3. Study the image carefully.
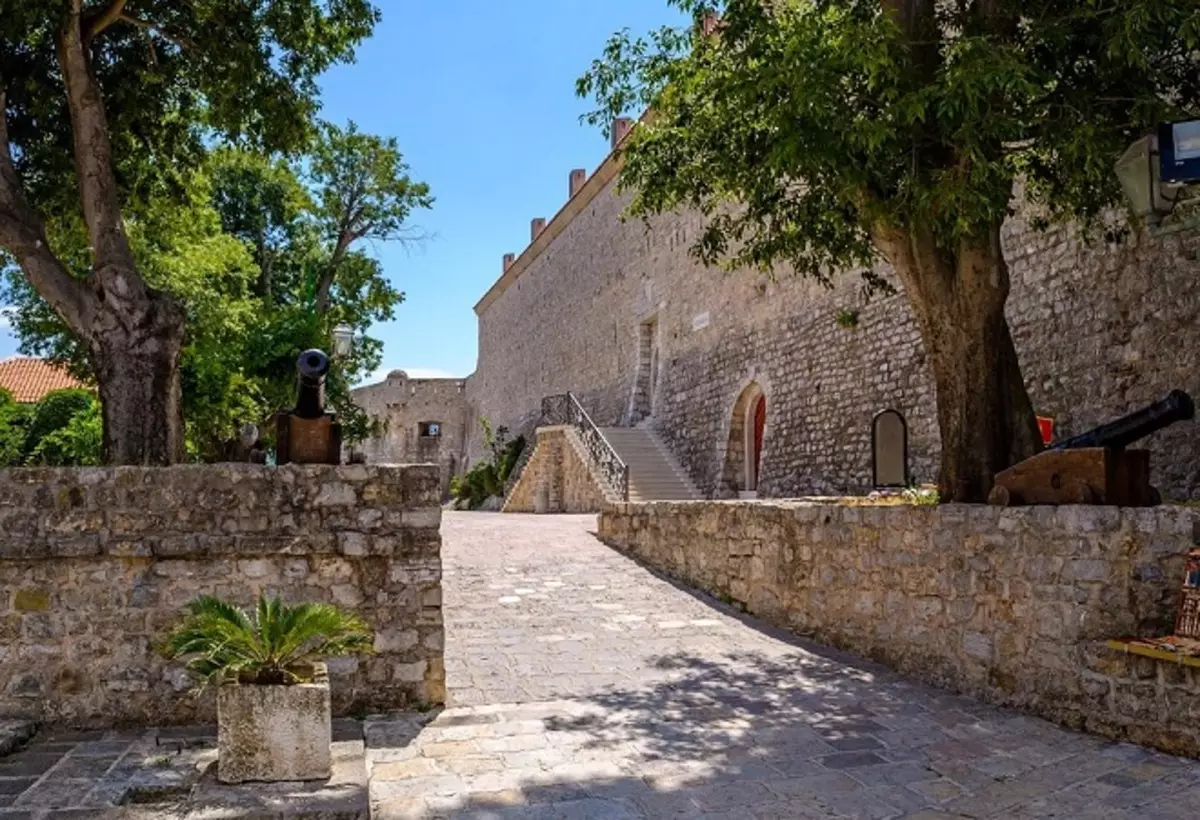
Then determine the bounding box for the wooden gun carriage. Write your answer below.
[988,390,1194,507]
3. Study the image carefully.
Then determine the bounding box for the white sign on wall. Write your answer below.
[692,311,711,331]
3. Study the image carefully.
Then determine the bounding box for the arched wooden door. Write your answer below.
[750,394,766,490]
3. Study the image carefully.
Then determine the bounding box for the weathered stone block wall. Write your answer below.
[598,501,1200,756]
[503,426,610,514]
[0,464,445,729]
[469,155,1200,499]
[351,371,469,499]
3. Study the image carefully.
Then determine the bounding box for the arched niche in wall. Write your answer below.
[872,409,908,488]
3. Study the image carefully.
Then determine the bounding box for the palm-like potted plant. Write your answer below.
[162,594,374,784]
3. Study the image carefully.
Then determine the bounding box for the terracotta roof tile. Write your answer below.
[0,357,86,404]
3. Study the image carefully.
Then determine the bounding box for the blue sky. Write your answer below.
[0,1,685,385]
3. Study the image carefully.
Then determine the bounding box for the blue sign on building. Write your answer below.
[1159,119,1200,184]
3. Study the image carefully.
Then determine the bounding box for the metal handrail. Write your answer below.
[540,393,630,501]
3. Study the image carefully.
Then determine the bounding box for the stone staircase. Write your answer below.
[598,427,701,501]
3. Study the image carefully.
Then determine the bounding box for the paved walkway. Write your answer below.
[369,512,1200,819]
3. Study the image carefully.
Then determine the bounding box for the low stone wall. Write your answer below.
[0,464,445,729]
[598,501,1200,756]
[504,426,610,513]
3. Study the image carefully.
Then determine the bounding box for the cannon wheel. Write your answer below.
[988,485,1014,506]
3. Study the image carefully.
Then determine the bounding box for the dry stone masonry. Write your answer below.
[0,463,445,729]
[599,500,1200,757]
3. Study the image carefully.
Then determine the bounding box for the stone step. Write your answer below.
[598,426,701,501]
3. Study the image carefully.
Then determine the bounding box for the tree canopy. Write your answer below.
[579,0,1200,500]
[0,1,382,464]
[2,123,426,459]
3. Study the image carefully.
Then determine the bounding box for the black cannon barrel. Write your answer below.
[1051,390,1195,451]
[294,348,330,419]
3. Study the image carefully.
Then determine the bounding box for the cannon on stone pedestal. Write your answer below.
[988,390,1194,507]
[275,349,342,466]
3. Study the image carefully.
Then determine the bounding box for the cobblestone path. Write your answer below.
[369,512,1200,819]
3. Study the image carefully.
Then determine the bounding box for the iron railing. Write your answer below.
[540,393,629,501]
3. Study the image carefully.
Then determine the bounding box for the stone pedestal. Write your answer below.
[217,664,332,783]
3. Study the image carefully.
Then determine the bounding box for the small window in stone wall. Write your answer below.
[419,421,442,438]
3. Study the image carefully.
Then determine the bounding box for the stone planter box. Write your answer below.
[217,663,332,784]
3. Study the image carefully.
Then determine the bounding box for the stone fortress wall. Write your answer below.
[350,371,469,499]
[463,131,1200,500]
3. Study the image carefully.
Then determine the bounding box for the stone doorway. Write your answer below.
[630,317,659,424]
[748,393,766,492]
[722,381,766,498]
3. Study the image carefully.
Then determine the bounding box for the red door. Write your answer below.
[752,396,766,489]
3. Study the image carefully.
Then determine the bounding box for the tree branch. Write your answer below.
[314,231,355,314]
[84,0,128,44]
[0,91,91,331]
[58,8,139,278]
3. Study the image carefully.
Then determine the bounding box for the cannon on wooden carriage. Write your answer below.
[988,390,1194,507]
[275,349,343,466]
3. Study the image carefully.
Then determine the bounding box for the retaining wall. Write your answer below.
[0,464,445,729]
[599,501,1200,756]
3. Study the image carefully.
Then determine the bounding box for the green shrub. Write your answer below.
[497,435,526,484]
[0,389,30,467]
[29,401,102,466]
[160,594,374,690]
[24,388,95,459]
[902,486,940,506]
[452,420,528,509]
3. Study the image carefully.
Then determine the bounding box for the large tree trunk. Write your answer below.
[0,8,188,466]
[61,6,187,465]
[89,286,186,465]
[875,223,1041,502]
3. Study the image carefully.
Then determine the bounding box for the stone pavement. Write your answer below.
[368,512,1200,819]
[0,722,367,819]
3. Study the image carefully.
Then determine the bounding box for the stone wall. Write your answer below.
[0,464,445,729]
[468,152,1200,499]
[598,501,1200,756]
[502,426,611,514]
[351,370,469,499]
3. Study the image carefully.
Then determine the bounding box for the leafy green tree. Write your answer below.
[0,0,379,465]
[205,140,416,448]
[209,148,312,299]
[24,388,95,458]
[0,388,30,467]
[2,168,265,459]
[29,398,102,466]
[308,121,433,313]
[3,121,422,458]
[578,0,1200,501]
